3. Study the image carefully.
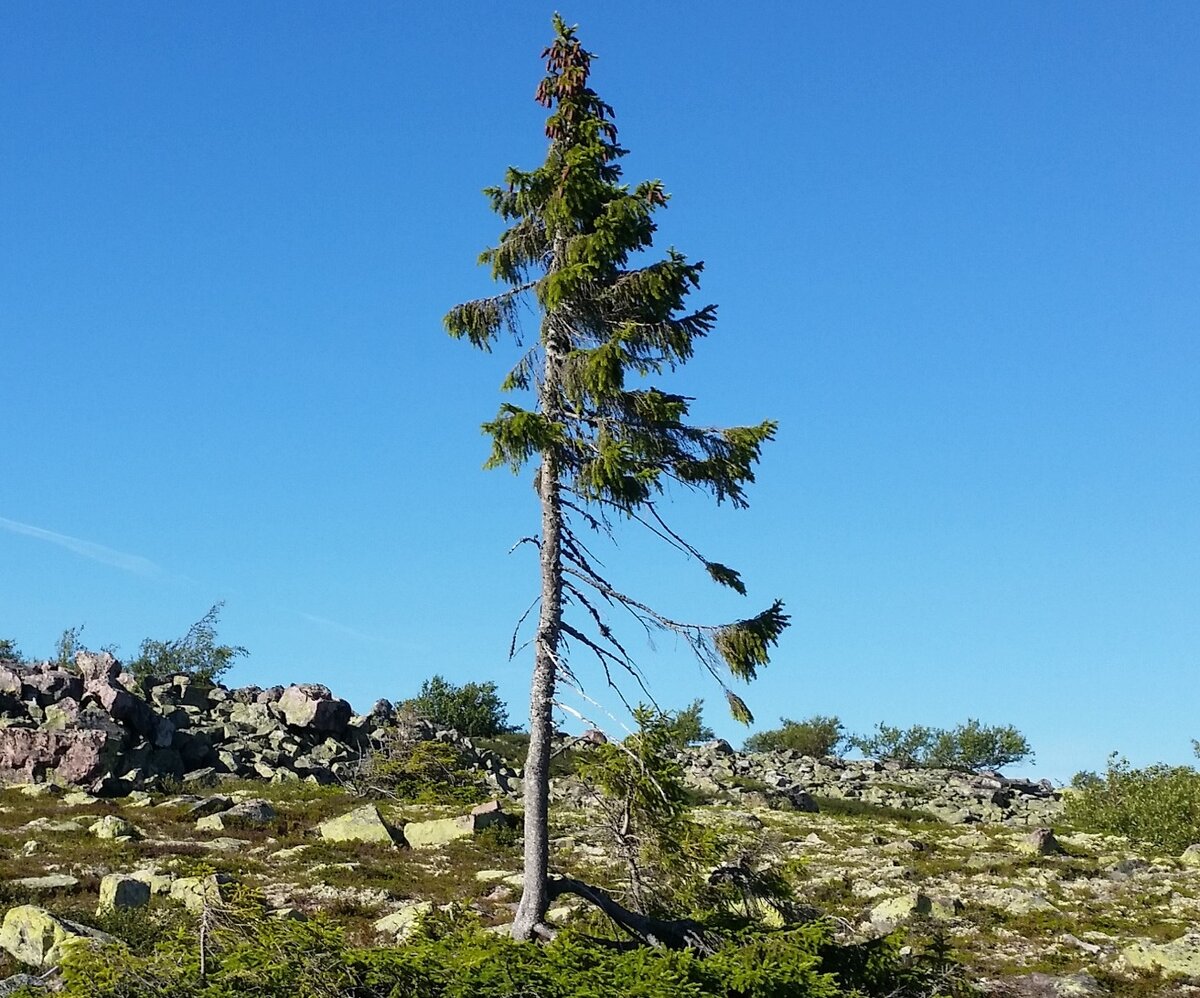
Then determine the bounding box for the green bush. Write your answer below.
[127,602,247,685]
[55,624,87,669]
[1064,753,1200,853]
[401,674,512,737]
[0,638,22,663]
[577,707,717,914]
[353,728,488,805]
[58,897,951,998]
[665,699,716,747]
[925,719,1032,771]
[744,716,845,757]
[848,719,1031,771]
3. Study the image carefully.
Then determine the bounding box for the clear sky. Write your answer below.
[2,4,1197,782]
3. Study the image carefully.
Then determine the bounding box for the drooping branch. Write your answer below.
[545,876,719,954]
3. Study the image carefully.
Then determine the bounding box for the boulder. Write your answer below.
[41,698,82,731]
[278,684,351,734]
[869,892,960,930]
[0,665,21,697]
[10,875,80,892]
[317,804,399,845]
[0,728,124,785]
[229,797,276,821]
[0,905,111,969]
[404,801,515,850]
[21,668,84,706]
[97,874,151,914]
[84,679,172,747]
[187,795,233,818]
[374,901,433,941]
[169,874,232,914]
[1017,828,1064,856]
[1122,933,1200,978]
[129,869,175,895]
[199,798,276,830]
[89,815,138,840]
[74,650,121,684]
[1180,844,1200,868]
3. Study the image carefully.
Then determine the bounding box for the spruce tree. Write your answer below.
[445,17,789,944]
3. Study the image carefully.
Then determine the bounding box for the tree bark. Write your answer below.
[511,453,564,939]
[512,259,569,941]
[547,876,717,954]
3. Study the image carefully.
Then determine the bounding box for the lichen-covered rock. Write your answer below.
[374,901,433,941]
[170,874,232,913]
[317,804,398,845]
[97,874,151,914]
[89,815,138,840]
[1180,843,1200,868]
[1122,933,1200,978]
[0,905,111,968]
[129,869,175,895]
[403,801,515,850]
[10,875,79,892]
[1017,827,1063,856]
[868,892,959,929]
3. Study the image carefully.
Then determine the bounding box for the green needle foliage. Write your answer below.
[445,13,787,729]
[445,16,789,938]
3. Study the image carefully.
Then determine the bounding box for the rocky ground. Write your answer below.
[1,656,1199,995]
[0,768,1198,995]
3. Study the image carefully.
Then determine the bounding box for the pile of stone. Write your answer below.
[681,740,1062,826]
[0,652,519,796]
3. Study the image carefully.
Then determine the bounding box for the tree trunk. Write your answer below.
[512,275,568,941]
[511,456,564,939]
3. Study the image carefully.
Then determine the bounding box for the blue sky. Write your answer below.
[2,4,1196,782]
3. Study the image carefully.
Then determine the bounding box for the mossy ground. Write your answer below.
[1,780,1199,991]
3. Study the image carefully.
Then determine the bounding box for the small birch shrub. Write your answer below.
[849,719,1031,771]
[1065,752,1200,853]
[744,716,845,757]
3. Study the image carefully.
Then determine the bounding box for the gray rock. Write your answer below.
[1018,828,1064,856]
[186,795,233,818]
[74,651,121,684]
[278,684,351,734]
[317,804,399,845]
[10,875,80,891]
[97,874,151,913]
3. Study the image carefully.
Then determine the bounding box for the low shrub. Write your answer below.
[59,897,956,997]
[1064,753,1200,853]
[353,727,488,804]
[127,602,247,685]
[848,719,1031,771]
[401,674,512,737]
[744,716,845,757]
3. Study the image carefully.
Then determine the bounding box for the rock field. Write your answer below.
[0,653,1198,995]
